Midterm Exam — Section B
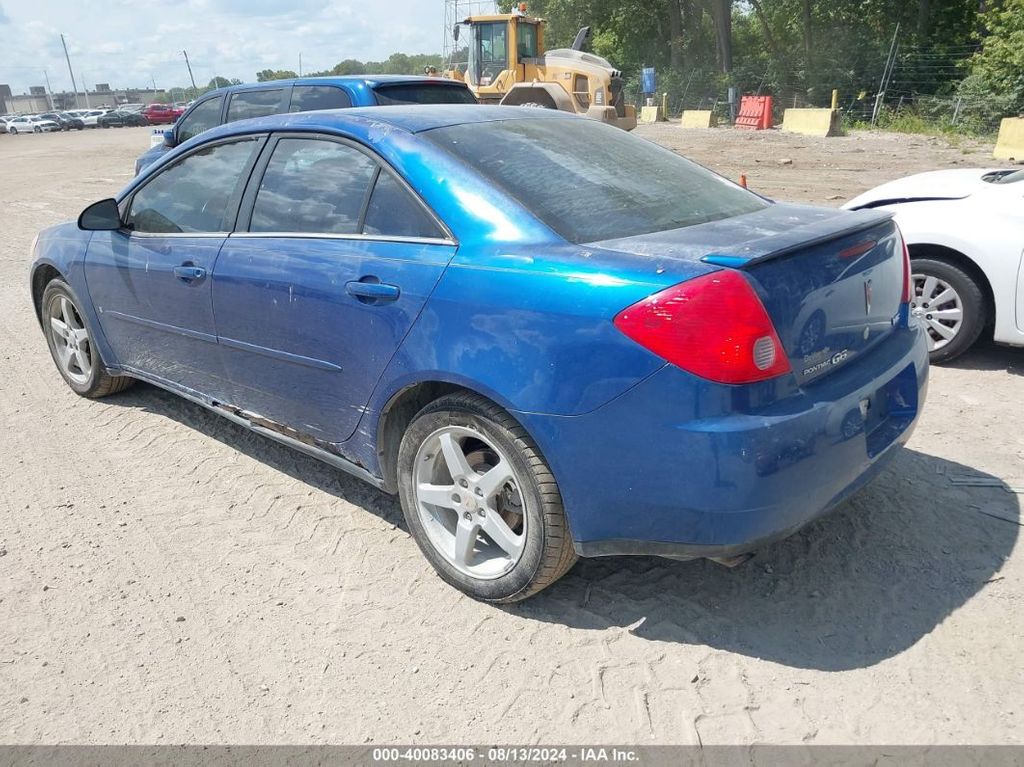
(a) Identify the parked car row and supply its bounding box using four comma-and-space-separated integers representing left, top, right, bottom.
1, 104, 188, 135
1, 114, 63, 133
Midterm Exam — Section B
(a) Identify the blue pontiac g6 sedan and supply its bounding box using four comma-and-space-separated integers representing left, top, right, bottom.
31, 105, 929, 602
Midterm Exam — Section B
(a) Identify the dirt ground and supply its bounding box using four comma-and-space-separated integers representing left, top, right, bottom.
0, 124, 1021, 746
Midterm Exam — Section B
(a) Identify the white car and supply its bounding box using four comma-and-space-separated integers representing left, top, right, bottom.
80, 109, 109, 128
846, 168, 1024, 362
5, 115, 61, 134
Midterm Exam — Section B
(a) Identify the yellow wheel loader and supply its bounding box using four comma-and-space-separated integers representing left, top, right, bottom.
446, 6, 637, 131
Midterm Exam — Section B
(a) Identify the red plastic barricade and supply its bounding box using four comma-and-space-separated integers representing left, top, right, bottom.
735, 95, 773, 130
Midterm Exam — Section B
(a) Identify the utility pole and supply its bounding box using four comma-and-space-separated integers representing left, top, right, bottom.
43, 69, 54, 110
299, 53, 303, 77
182, 49, 198, 98
80, 71, 91, 107
60, 33, 79, 109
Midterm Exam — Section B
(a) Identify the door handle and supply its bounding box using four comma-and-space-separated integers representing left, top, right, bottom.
345, 279, 400, 303
173, 265, 207, 282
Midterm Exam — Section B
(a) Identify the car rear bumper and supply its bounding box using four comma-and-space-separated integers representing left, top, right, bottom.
516, 322, 929, 559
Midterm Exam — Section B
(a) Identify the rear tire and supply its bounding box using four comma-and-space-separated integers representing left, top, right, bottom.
397, 392, 576, 602
41, 279, 134, 398
910, 257, 986, 364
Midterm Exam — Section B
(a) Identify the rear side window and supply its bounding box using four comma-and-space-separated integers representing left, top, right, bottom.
373, 84, 477, 105
289, 86, 352, 113
425, 118, 768, 243
177, 96, 223, 142
126, 139, 259, 234
227, 89, 285, 123
250, 138, 377, 234
363, 172, 444, 239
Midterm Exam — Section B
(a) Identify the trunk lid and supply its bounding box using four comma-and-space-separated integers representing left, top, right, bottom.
593, 204, 904, 385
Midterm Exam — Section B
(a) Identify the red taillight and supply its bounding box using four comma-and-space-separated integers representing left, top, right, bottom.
613, 270, 792, 385
898, 227, 912, 304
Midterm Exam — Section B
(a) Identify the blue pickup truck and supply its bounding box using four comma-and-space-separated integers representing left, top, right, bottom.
135, 74, 476, 174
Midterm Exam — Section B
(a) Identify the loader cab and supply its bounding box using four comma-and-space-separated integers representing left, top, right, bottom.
459, 14, 543, 92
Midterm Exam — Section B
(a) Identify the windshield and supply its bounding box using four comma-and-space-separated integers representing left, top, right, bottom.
424, 118, 769, 243
991, 169, 1024, 185
373, 83, 477, 106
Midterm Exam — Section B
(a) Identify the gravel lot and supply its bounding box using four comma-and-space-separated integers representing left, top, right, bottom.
0, 124, 1021, 745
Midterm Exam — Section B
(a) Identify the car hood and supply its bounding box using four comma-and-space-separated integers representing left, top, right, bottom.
844, 168, 1008, 210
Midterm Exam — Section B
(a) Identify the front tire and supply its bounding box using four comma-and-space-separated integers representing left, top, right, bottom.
397, 392, 576, 602
910, 257, 986, 363
41, 279, 134, 398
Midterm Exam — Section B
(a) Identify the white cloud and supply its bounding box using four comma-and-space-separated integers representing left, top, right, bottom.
0, 0, 449, 94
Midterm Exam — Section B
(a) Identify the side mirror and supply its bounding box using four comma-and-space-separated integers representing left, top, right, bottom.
78, 198, 123, 231
453, 24, 460, 42
163, 128, 176, 148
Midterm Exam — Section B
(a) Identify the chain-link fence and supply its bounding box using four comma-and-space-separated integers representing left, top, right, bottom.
617, 43, 1013, 136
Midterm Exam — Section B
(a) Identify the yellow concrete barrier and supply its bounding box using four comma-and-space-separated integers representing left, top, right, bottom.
993, 117, 1024, 161
782, 108, 840, 137
680, 110, 716, 129
639, 105, 662, 124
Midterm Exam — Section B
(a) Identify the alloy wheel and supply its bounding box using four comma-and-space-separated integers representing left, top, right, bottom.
412, 425, 527, 579
911, 273, 963, 352
47, 295, 93, 385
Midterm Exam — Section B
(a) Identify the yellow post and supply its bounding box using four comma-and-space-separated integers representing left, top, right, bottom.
831, 89, 839, 110
661, 92, 668, 120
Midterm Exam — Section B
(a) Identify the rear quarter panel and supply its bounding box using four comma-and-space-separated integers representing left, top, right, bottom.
347, 239, 721, 487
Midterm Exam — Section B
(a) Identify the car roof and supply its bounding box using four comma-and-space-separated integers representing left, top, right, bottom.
199, 74, 470, 98
205, 103, 574, 141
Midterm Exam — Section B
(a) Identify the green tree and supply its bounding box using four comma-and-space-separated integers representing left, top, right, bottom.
330, 59, 367, 75
967, 0, 1024, 113
256, 69, 298, 82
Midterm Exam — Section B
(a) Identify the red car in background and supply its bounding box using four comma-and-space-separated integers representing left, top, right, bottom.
141, 103, 185, 124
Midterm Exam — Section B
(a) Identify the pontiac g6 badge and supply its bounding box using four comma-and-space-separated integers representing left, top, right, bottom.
802, 348, 852, 377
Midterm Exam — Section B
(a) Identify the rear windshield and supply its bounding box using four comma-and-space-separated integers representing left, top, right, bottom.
424, 118, 768, 243
373, 83, 477, 106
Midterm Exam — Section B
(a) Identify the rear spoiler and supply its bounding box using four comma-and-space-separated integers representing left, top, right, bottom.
702, 208, 893, 268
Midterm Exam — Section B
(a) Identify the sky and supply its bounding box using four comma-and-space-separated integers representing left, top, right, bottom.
0, 0, 470, 95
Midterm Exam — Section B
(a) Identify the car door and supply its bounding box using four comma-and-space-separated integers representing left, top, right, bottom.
83, 135, 265, 399
211, 133, 456, 445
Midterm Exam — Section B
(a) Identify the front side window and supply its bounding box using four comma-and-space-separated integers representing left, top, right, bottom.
177, 96, 223, 142
250, 138, 377, 234
126, 139, 258, 234
289, 86, 352, 113
425, 118, 768, 244
517, 22, 538, 59
226, 89, 284, 123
